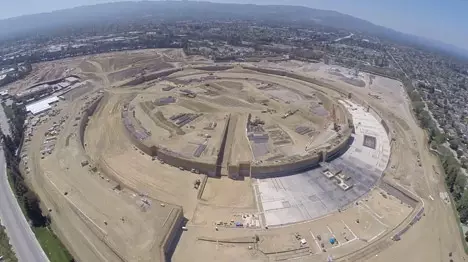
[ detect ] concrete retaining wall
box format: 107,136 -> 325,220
250,153 -> 322,178
27,74 -> 81,89
240,129 -> 351,178
156,148 -> 217,176
121,68 -> 182,87
238,162 -> 251,177
228,161 -> 251,178
223,115 -> 238,178
242,66 -> 340,92
381,119 -> 390,134
324,130 -> 354,162
120,114 -> 220,175
241,65 -> 392,140
193,65 -> 234,71
119,66 -> 358,180
216,115 -> 232,177
159,208 -> 184,262
196,175 -> 208,200
78,95 -> 104,148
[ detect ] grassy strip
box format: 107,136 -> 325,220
0,223 -> 18,262
33,227 -> 74,262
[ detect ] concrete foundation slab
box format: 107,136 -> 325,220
255,101 -> 390,226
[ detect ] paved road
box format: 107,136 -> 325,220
0,147 -> 49,261
0,104 -> 11,136
0,147 -> 49,262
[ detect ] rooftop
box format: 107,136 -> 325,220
26,96 -> 59,115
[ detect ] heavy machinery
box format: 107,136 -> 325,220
194,179 -> 201,189
282,109 -> 299,119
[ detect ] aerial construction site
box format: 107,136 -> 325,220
11,49 -> 466,261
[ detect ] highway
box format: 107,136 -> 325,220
0,106 -> 49,262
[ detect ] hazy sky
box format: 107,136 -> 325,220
1,0 -> 467,50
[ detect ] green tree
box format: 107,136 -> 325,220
453,173 -> 467,201
419,110 -> 432,129
413,101 -> 425,115
458,190 -> 468,223
449,138 -> 461,151
24,191 -> 48,227
410,90 -> 422,102
432,131 -> 446,145
442,155 -> 461,192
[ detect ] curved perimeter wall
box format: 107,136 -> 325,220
75,93 -> 184,262
249,129 -> 352,178
192,65 -> 234,71
154,111 -> 231,176
121,107 -> 232,177
78,95 -> 104,148
156,148 -> 217,176
121,68 -> 183,87
120,66 -> 356,179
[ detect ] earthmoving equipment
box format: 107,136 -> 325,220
194,179 -> 201,189
282,109 -> 298,119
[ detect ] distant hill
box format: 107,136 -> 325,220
0,1 -> 466,58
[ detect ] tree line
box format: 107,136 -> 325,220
403,77 -> 468,226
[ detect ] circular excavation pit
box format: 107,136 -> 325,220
92,65 -> 392,229
118,66 -> 355,180
27,51 -> 405,262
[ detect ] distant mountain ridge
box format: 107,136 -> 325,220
0,1 -> 466,58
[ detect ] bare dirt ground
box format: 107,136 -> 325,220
20,50 -> 207,262
296,62 -> 466,262
26,96 -> 182,262
120,69 -> 340,165
5,59 -> 82,95
18,51 -> 465,262
201,177 -> 256,208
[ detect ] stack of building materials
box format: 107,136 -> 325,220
170,113 -> 202,127
295,126 -> 314,135
180,89 -> 196,98
193,142 -> 208,157
162,86 -> 175,91
155,96 -> 176,106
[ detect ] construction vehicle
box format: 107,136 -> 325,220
194,179 -> 201,189
250,117 -> 265,126
282,109 -> 299,119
